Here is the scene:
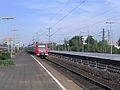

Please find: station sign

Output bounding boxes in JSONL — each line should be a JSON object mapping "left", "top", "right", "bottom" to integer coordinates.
{"left": 82, "top": 37, "right": 87, "bottom": 45}
{"left": 108, "top": 41, "right": 110, "bottom": 44}
{"left": 4, "top": 38, "right": 7, "bottom": 42}
{"left": 112, "top": 41, "right": 114, "bottom": 44}
{"left": 108, "top": 41, "right": 114, "bottom": 45}
{"left": 9, "top": 38, "right": 13, "bottom": 42}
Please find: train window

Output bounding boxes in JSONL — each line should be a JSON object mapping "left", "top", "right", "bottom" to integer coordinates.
{"left": 39, "top": 47, "right": 45, "bottom": 51}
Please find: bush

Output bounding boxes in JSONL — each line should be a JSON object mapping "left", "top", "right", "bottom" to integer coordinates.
{"left": 0, "top": 59, "right": 14, "bottom": 66}
{"left": 0, "top": 52, "right": 11, "bottom": 60}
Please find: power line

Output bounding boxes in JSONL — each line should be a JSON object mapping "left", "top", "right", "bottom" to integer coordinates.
{"left": 52, "top": 0, "right": 87, "bottom": 28}
{"left": 50, "top": 0, "right": 71, "bottom": 21}
{"left": 67, "top": 14, "right": 120, "bottom": 35}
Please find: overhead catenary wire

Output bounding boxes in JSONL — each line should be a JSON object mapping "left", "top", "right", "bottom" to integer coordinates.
{"left": 52, "top": 0, "right": 87, "bottom": 28}
{"left": 50, "top": 0, "right": 71, "bottom": 21}
{"left": 63, "top": 2, "right": 120, "bottom": 35}
{"left": 50, "top": 0, "right": 120, "bottom": 44}
{"left": 67, "top": 14, "right": 120, "bottom": 35}
{"left": 49, "top": 0, "right": 87, "bottom": 40}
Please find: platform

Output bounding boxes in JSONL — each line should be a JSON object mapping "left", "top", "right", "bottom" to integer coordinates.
{"left": 49, "top": 51, "right": 120, "bottom": 61}
{"left": 0, "top": 51, "right": 82, "bottom": 90}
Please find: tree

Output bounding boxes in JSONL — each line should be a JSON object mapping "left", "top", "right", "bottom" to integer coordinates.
{"left": 87, "top": 35, "right": 95, "bottom": 44}
{"left": 69, "top": 36, "right": 82, "bottom": 51}
{"left": 118, "top": 38, "right": 120, "bottom": 46}
{"left": 87, "top": 36, "right": 96, "bottom": 52}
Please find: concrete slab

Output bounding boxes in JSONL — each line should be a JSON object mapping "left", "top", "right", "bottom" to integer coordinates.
{"left": 0, "top": 51, "right": 61, "bottom": 90}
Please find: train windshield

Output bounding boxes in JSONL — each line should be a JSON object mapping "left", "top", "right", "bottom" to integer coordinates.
{"left": 38, "top": 45, "right": 46, "bottom": 51}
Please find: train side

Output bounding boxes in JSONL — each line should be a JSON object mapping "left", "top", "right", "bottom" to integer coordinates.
{"left": 26, "top": 43, "right": 48, "bottom": 58}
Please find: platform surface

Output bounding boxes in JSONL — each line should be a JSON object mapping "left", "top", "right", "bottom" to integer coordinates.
{"left": 49, "top": 51, "right": 120, "bottom": 61}
{"left": 0, "top": 51, "right": 62, "bottom": 90}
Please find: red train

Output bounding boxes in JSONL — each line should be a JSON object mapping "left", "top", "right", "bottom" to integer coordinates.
{"left": 27, "top": 43, "right": 48, "bottom": 58}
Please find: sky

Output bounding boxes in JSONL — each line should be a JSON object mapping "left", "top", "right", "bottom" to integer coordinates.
{"left": 0, "top": 0, "right": 120, "bottom": 45}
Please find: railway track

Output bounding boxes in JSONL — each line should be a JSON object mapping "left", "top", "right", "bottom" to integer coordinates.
{"left": 43, "top": 56, "right": 115, "bottom": 90}
{"left": 50, "top": 54, "right": 120, "bottom": 73}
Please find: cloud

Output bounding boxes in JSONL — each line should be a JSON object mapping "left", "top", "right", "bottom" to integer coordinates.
{"left": 106, "top": 0, "right": 120, "bottom": 7}
{"left": 16, "top": 0, "right": 120, "bottom": 44}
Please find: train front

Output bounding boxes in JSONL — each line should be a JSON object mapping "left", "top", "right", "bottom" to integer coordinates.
{"left": 36, "top": 44, "right": 48, "bottom": 58}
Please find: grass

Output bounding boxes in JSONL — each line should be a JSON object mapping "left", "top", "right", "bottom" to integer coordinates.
{"left": 0, "top": 59, "right": 14, "bottom": 66}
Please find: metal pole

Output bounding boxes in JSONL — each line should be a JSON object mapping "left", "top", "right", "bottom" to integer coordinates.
{"left": 68, "top": 42, "right": 69, "bottom": 51}
{"left": 106, "top": 21, "right": 114, "bottom": 54}
{"left": 1, "top": 17, "right": 14, "bottom": 52}
{"left": 87, "top": 31, "right": 89, "bottom": 52}
{"left": 111, "top": 31, "right": 113, "bottom": 54}
{"left": 14, "top": 32, "right": 16, "bottom": 53}
{"left": 108, "top": 30, "right": 110, "bottom": 42}
{"left": 110, "top": 24, "right": 112, "bottom": 54}
{"left": 11, "top": 29, "right": 17, "bottom": 53}
{"left": 7, "top": 20, "right": 10, "bottom": 52}
{"left": 76, "top": 36, "right": 77, "bottom": 49}
{"left": 48, "top": 28, "right": 50, "bottom": 44}
{"left": 10, "top": 42, "right": 13, "bottom": 58}
{"left": 80, "top": 32, "right": 81, "bottom": 52}
{"left": 102, "top": 28, "right": 105, "bottom": 52}
{"left": 83, "top": 44, "right": 84, "bottom": 52}
{"left": 47, "top": 27, "right": 51, "bottom": 50}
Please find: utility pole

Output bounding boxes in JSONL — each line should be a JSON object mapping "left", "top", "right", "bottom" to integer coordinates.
{"left": 11, "top": 29, "right": 17, "bottom": 53}
{"left": 102, "top": 28, "right": 105, "bottom": 52}
{"left": 64, "top": 38, "right": 66, "bottom": 50}
{"left": 108, "top": 30, "right": 110, "bottom": 42}
{"left": 47, "top": 27, "right": 52, "bottom": 50}
{"left": 47, "top": 27, "right": 51, "bottom": 43}
{"left": 106, "top": 21, "right": 114, "bottom": 54}
{"left": 87, "top": 31, "right": 89, "bottom": 52}
{"left": 76, "top": 36, "right": 77, "bottom": 48}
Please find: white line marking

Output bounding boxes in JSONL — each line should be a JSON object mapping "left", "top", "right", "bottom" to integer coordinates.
{"left": 31, "top": 55, "right": 66, "bottom": 90}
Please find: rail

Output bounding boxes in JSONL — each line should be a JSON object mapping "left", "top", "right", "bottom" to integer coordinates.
{"left": 50, "top": 53, "right": 120, "bottom": 74}
{"left": 46, "top": 58, "right": 114, "bottom": 90}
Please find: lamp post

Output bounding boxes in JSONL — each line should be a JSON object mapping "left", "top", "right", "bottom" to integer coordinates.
{"left": 1, "top": 17, "right": 14, "bottom": 52}
{"left": 11, "top": 29, "right": 17, "bottom": 53}
{"left": 9, "top": 38, "right": 13, "bottom": 58}
{"left": 106, "top": 21, "right": 114, "bottom": 54}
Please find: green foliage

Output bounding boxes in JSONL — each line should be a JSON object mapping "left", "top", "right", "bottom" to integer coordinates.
{"left": 64, "top": 35, "right": 120, "bottom": 54}
{"left": 69, "top": 36, "right": 81, "bottom": 47}
{"left": 50, "top": 35, "right": 120, "bottom": 54}
{"left": 2, "top": 43, "right": 8, "bottom": 47}
{"left": 0, "top": 59, "right": 14, "bottom": 66}
{"left": 118, "top": 37, "right": 120, "bottom": 46}
{"left": 0, "top": 52, "right": 11, "bottom": 60}
{"left": 87, "top": 35, "right": 95, "bottom": 44}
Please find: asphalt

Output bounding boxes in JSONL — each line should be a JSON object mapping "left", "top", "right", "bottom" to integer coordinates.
{"left": 0, "top": 51, "right": 61, "bottom": 90}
